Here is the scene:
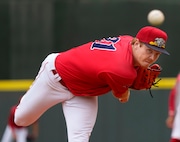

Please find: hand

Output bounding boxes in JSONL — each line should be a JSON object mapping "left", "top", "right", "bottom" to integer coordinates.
{"left": 130, "top": 64, "right": 161, "bottom": 90}
{"left": 166, "top": 115, "right": 174, "bottom": 128}
{"left": 119, "top": 90, "right": 130, "bottom": 103}
{"left": 12, "top": 129, "right": 17, "bottom": 141}
{"left": 27, "top": 134, "right": 36, "bottom": 142}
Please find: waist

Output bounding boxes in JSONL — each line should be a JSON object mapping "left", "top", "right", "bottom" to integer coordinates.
{"left": 52, "top": 69, "right": 67, "bottom": 88}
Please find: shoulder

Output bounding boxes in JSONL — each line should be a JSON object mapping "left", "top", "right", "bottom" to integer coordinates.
{"left": 115, "top": 35, "right": 133, "bottom": 49}
{"left": 118, "top": 35, "right": 134, "bottom": 41}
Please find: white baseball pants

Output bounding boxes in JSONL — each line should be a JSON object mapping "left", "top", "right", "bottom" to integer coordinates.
{"left": 14, "top": 53, "right": 98, "bottom": 142}
{"left": 171, "top": 80, "right": 180, "bottom": 140}
{"left": 171, "top": 103, "right": 180, "bottom": 140}
{"left": 1, "top": 125, "right": 28, "bottom": 142}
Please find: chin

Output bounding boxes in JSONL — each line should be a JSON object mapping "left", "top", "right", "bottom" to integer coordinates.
{"left": 140, "top": 63, "right": 150, "bottom": 68}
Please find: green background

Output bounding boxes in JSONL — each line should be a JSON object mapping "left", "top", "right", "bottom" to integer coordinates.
{"left": 0, "top": 1, "right": 180, "bottom": 79}
{"left": 0, "top": 0, "right": 179, "bottom": 142}
{"left": 0, "top": 90, "right": 171, "bottom": 142}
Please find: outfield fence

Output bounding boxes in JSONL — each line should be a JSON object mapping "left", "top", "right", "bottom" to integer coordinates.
{"left": 0, "top": 77, "right": 176, "bottom": 91}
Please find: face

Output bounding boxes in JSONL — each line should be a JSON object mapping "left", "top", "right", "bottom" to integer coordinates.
{"left": 132, "top": 39, "right": 161, "bottom": 68}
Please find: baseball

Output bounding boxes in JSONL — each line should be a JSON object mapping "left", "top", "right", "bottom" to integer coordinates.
{"left": 147, "top": 9, "right": 165, "bottom": 26}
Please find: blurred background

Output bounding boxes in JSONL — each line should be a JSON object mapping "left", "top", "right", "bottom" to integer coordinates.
{"left": 0, "top": 0, "right": 179, "bottom": 141}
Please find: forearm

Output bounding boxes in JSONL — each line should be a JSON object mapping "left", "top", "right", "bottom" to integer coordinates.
{"left": 32, "top": 121, "right": 39, "bottom": 138}
{"left": 119, "top": 89, "right": 130, "bottom": 103}
{"left": 10, "top": 126, "right": 16, "bottom": 140}
{"left": 113, "top": 89, "right": 130, "bottom": 103}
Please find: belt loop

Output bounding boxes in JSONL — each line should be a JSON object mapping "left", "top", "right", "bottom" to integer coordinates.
{"left": 51, "top": 70, "right": 67, "bottom": 88}
{"left": 52, "top": 70, "right": 57, "bottom": 75}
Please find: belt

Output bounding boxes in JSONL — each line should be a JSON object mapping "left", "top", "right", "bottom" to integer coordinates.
{"left": 52, "top": 70, "right": 67, "bottom": 88}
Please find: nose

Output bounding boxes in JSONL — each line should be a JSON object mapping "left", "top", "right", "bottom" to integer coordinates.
{"left": 149, "top": 53, "right": 159, "bottom": 62}
{"left": 150, "top": 54, "right": 155, "bottom": 60}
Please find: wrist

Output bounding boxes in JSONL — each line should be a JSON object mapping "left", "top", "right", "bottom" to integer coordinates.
{"left": 119, "top": 90, "right": 130, "bottom": 103}
{"left": 169, "top": 110, "right": 175, "bottom": 116}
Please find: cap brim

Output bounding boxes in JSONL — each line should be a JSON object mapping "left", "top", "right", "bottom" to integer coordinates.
{"left": 145, "top": 43, "right": 170, "bottom": 55}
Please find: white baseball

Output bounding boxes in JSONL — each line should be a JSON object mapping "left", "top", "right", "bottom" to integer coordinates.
{"left": 147, "top": 9, "right": 165, "bottom": 26}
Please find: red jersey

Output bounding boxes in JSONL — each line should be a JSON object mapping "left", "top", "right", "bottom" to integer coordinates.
{"left": 55, "top": 35, "right": 137, "bottom": 98}
{"left": 8, "top": 105, "right": 23, "bottom": 129}
{"left": 168, "top": 73, "right": 180, "bottom": 116}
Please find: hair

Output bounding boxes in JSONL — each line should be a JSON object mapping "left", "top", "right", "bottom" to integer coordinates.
{"left": 131, "top": 38, "right": 143, "bottom": 46}
{"left": 131, "top": 38, "right": 137, "bottom": 45}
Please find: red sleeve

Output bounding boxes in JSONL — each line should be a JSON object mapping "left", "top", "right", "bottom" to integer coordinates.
{"left": 168, "top": 86, "right": 175, "bottom": 116}
{"left": 168, "top": 73, "right": 180, "bottom": 116}
{"left": 99, "top": 72, "right": 133, "bottom": 98}
{"left": 8, "top": 106, "right": 23, "bottom": 128}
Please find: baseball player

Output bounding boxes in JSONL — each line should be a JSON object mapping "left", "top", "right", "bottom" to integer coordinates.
{"left": 166, "top": 73, "right": 180, "bottom": 142}
{"left": 14, "top": 26, "right": 169, "bottom": 142}
{"left": 1, "top": 104, "right": 39, "bottom": 142}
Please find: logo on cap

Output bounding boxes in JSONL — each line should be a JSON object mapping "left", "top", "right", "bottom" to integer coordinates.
{"left": 149, "top": 38, "right": 165, "bottom": 49}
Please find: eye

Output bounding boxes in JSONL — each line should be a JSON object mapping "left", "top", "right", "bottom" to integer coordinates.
{"left": 146, "top": 48, "right": 153, "bottom": 54}
{"left": 155, "top": 52, "right": 161, "bottom": 57}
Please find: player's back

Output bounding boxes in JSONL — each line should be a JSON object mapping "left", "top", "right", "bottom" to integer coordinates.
{"left": 55, "top": 35, "right": 136, "bottom": 96}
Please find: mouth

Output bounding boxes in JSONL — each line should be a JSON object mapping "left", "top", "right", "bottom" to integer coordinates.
{"left": 145, "top": 60, "right": 153, "bottom": 65}
{"left": 142, "top": 61, "right": 152, "bottom": 68}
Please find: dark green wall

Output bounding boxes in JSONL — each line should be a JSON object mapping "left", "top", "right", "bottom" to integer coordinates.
{"left": 0, "top": 1, "right": 180, "bottom": 79}
{"left": 0, "top": 2, "right": 10, "bottom": 79}
{"left": 0, "top": 90, "right": 172, "bottom": 142}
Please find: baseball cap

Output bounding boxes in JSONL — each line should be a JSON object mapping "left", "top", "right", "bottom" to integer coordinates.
{"left": 136, "top": 26, "right": 169, "bottom": 55}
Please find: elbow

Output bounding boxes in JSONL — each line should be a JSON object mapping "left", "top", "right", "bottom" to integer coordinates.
{"left": 14, "top": 111, "right": 31, "bottom": 127}
{"left": 14, "top": 116, "right": 30, "bottom": 127}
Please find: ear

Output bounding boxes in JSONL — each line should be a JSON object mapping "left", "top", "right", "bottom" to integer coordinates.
{"left": 135, "top": 38, "right": 140, "bottom": 44}
{"left": 133, "top": 38, "right": 141, "bottom": 49}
